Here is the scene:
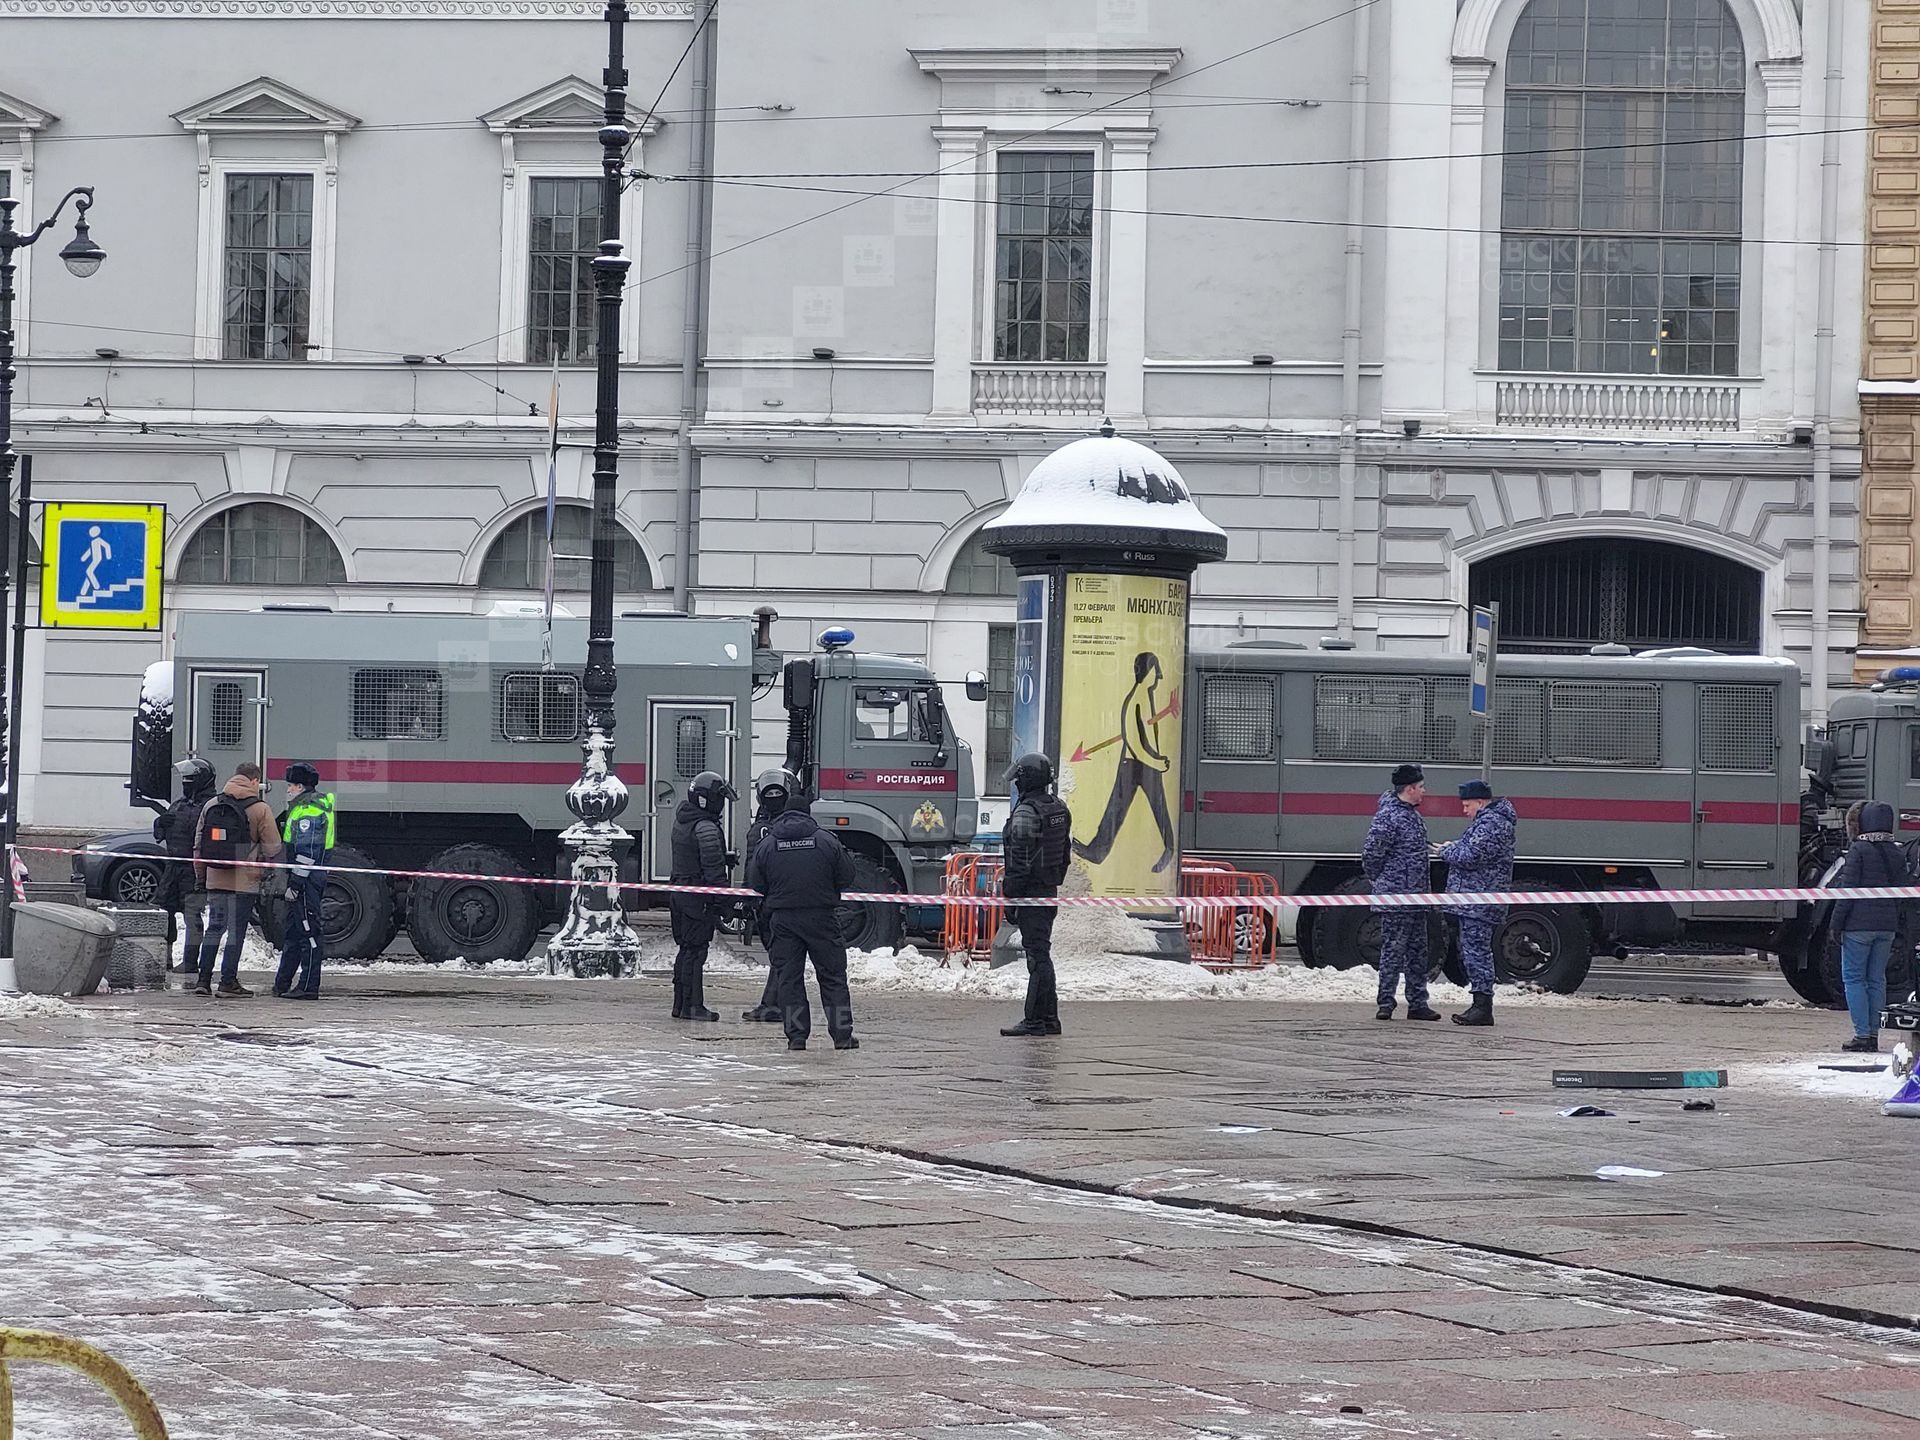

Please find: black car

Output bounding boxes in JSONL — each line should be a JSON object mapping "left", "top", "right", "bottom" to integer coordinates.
{"left": 74, "top": 831, "right": 169, "bottom": 906}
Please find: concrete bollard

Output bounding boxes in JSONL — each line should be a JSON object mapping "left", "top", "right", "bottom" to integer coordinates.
{"left": 9, "top": 902, "right": 119, "bottom": 997}
{"left": 96, "top": 906, "right": 170, "bottom": 990}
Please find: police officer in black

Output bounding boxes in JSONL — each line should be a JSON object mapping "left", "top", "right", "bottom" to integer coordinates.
{"left": 741, "top": 768, "right": 798, "bottom": 1023}
{"left": 999, "top": 753, "right": 1074, "bottom": 1037}
{"left": 669, "top": 771, "right": 736, "bottom": 1022}
{"left": 747, "top": 795, "right": 859, "bottom": 1052}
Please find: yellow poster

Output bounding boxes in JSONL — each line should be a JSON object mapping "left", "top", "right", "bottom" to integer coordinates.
{"left": 1057, "top": 571, "right": 1188, "bottom": 901}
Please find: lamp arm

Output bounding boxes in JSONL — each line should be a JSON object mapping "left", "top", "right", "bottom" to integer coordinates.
{"left": 15, "top": 187, "right": 94, "bottom": 250}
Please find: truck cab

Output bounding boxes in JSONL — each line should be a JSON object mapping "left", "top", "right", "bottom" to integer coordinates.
{"left": 778, "top": 630, "right": 982, "bottom": 948}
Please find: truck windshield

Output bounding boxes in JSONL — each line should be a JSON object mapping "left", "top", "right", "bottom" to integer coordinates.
{"left": 854, "top": 687, "right": 940, "bottom": 745}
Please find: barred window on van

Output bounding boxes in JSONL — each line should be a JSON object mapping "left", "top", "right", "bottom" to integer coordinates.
{"left": 1699, "top": 684, "right": 1775, "bottom": 771}
{"left": 1313, "top": 676, "right": 1425, "bottom": 762}
{"left": 1546, "top": 681, "right": 1659, "bottom": 767}
{"left": 352, "top": 668, "right": 445, "bottom": 742}
{"left": 1202, "top": 675, "right": 1275, "bottom": 762}
{"left": 500, "top": 672, "right": 582, "bottom": 743}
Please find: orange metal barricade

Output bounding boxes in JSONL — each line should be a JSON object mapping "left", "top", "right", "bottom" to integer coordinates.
{"left": 941, "top": 853, "right": 1005, "bottom": 967}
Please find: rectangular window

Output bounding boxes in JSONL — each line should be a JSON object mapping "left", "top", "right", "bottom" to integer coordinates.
{"left": 352, "top": 668, "right": 444, "bottom": 742}
{"left": 1312, "top": 677, "right": 1426, "bottom": 763}
{"left": 209, "top": 681, "right": 244, "bottom": 748}
{"left": 223, "top": 173, "right": 313, "bottom": 361}
{"left": 528, "top": 177, "right": 603, "bottom": 366}
{"left": 500, "top": 672, "right": 582, "bottom": 743}
{"left": 1699, "top": 684, "right": 1776, "bottom": 772}
{"left": 994, "top": 152, "right": 1094, "bottom": 364}
{"left": 1203, "top": 675, "right": 1276, "bottom": 762}
{"left": 1909, "top": 727, "right": 1920, "bottom": 782}
{"left": 854, "top": 687, "right": 938, "bottom": 745}
{"left": 986, "top": 626, "right": 1015, "bottom": 774}
{"left": 1546, "top": 681, "right": 1660, "bottom": 767}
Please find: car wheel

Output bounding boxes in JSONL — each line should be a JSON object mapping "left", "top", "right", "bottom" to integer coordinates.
{"left": 109, "top": 859, "right": 165, "bottom": 907}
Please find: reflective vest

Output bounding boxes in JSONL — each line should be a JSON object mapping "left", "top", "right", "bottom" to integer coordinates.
{"left": 282, "top": 792, "right": 337, "bottom": 855}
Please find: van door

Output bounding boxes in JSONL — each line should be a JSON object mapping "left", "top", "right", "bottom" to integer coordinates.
{"left": 187, "top": 670, "right": 266, "bottom": 780}
{"left": 1693, "top": 682, "right": 1785, "bottom": 884}
{"left": 1188, "top": 672, "right": 1281, "bottom": 857}
{"left": 649, "top": 700, "right": 734, "bottom": 881}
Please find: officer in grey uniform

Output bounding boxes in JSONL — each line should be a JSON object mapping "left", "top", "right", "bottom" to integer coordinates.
{"left": 1363, "top": 762, "right": 1440, "bottom": 1022}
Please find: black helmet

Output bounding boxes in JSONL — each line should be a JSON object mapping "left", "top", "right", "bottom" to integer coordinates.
{"left": 174, "top": 756, "right": 215, "bottom": 798}
{"left": 1005, "top": 752, "right": 1055, "bottom": 794}
{"left": 690, "top": 771, "right": 737, "bottom": 814}
{"left": 284, "top": 761, "right": 321, "bottom": 791}
{"left": 754, "top": 768, "right": 797, "bottom": 808}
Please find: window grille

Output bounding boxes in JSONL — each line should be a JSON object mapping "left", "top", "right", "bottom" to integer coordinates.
{"left": 1312, "top": 676, "right": 1425, "bottom": 762}
{"left": 1546, "top": 681, "right": 1659, "bottom": 767}
{"left": 352, "top": 669, "right": 444, "bottom": 742}
{"left": 1203, "top": 675, "right": 1275, "bottom": 762}
{"left": 986, "top": 625, "right": 1016, "bottom": 773}
{"left": 675, "top": 715, "right": 709, "bottom": 777}
{"left": 1698, "top": 683, "right": 1775, "bottom": 771}
{"left": 1487, "top": 678, "right": 1549, "bottom": 766}
{"left": 224, "top": 173, "right": 314, "bottom": 361}
{"left": 500, "top": 672, "right": 582, "bottom": 743}
{"left": 208, "top": 682, "right": 244, "bottom": 748}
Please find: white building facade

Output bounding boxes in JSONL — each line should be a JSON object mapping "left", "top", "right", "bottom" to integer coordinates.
{"left": 3, "top": 0, "right": 1868, "bottom": 828}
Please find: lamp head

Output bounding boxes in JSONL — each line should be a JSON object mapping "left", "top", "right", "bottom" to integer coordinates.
{"left": 58, "top": 201, "right": 104, "bottom": 279}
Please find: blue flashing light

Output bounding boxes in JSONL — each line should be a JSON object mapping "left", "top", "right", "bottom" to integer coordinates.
{"left": 819, "top": 626, "right": 856, "bottom": 652}
{"left": 1878, "top": 666, "right": 1920, "bottom": 684}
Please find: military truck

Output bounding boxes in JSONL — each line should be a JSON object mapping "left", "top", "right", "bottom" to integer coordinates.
{"left": 127, "top": 608, "right": 982, "bottom": 963}
{"left": 1178, "top": 643, "right": 1810, "bottom": 995}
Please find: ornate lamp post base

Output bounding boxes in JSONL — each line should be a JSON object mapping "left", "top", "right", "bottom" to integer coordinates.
{"left": 546, "top": 728, "right": 645, "bottom": 979}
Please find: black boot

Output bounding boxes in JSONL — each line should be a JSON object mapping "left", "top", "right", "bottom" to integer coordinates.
{"left": 1001, "top": 1018, "right": 1060, "bottom": 1037}
{"left": 1374, "top": 1004, "right": 1395, "bottom": 1021}
{"left": 743, "top": 1005, "right": 782, "bottom": 1022}
{"left": 685, "top": 970, "right": 718, "bottom": 1022}
{"left": 1452, "top": 993, "right": 1494, "bottom": 1027}
{"left": 1406, "top": 1005, "right": 1441, "bottom": 1022}
{"left": 670, "top": 973, "right": 688, "bottom": 1020}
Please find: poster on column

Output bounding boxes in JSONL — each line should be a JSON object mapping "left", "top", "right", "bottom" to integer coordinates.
{"left": 1010, "top": 574, "right": 1049, "bottom": 768}
{"left": 1057, "top": 571, "right": 1187, "bottom": 903}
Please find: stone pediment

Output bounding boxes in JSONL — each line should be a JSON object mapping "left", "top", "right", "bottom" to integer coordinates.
{"left": 172, "top": 77, "right": 360, "bottom": 134}
{"left": 482, "top": 76, "right": 662, "bottom": 136}
{"left": 0, "top": 87, "right": 55, "bottom": 133}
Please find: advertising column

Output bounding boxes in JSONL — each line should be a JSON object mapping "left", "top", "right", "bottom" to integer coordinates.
{"left": 982, "top": 426, "right": 1226, "bottom": 957}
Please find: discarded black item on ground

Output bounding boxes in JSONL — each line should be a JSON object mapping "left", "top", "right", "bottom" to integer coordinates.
{"left": 1559, "top": 1104, "right": 1614, "bottom": 1117}
{"left": 1817, "top": 1062, "right": 1889, "bottom": 1074}
{"left": 1682, "top": 1098, "right": 1716, "bottom": 1111}
{"left": 1553, "top": 1068, "right": 1727, "bottom": 1090}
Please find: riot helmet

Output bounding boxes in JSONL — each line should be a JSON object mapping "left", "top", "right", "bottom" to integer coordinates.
{"left": 754, "top": 768, "right": 798, "bottom": 812}
{"left": 284, "top": 761, "right": 322, "bottom": 793}
{"left": 1004, "top": 752, "right": 1056, "bottom": 796}
{"left": 174, "top": 755, "right": 215, "bottom": 800}
{"left": 690, "top": 771, "right": 737, "bottom": 815}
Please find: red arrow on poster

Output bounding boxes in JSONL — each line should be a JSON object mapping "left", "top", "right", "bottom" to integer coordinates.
{"left": 1069, "top": 690, "right": 1181, "bottom": 763}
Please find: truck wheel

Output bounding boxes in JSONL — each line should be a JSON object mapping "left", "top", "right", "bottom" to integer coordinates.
{"left": 1780, "top": 946, "right": 1837, "bottom": 1006}
{"left": 317, "top": 845, "right": 399, "bottom": 960}
{"left": 1494, "top": 904, "right": 1592, "bottom": 994}
{"left": 1433, "top": 917, "right": 1470, "bottom": 988}
{"left": 1309, "top": 880, "right": 1376, "bottom": 971}
{"left": 407, "top": 845, "right": 539, "bottom": 966}
{"left": 838, "top": 856, "right": 904, "bottom": 953}
{"left": 1296, "top": 908, "right": 1322, "bottom": 967}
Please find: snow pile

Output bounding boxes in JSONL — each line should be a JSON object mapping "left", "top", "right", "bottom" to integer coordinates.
{"left": 1742, "top": 1058, "right": 1904, "bottom": 1101}
{"left": 847, "top": 945, "right": 1601, "bottom": 1007}
{"left": 0, "top": 993, "right": 85, "bottom": 1019}
{"left": 984, "top": 434, "right": 1228, "bottom": 546}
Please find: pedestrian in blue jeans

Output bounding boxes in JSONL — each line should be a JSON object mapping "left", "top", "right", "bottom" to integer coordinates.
{"left": 1830, "top": 800, "right": 1911, "bottom": 1053}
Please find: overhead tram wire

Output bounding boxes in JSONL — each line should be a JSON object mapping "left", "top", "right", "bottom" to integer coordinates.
{"left": 623, "top": 0, "right": 718, "bottom": 170}
{"left": 439, "top": 0, "right": 1385, "bottom": 360}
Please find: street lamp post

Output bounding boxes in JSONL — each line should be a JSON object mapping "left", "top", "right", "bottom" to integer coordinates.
{"left": 547, "top": 0, "right": 645, "bottom": 979}
{"left": 0, "top": 187, "right": 103, "bottom": 946}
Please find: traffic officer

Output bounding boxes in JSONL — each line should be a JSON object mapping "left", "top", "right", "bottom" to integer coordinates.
{"left": 669, "top": 771, "right": 736, "bottom": 1022}
{"left": 273, "top": 762, "right": 334, "bottom": 999}
{"left": 746, "top": 796, "right": 859, "bottom": 1052}
{"left": 1362, "top": 762, "right": 1439, "bottom": 1022}
{"left": 1437, "top": 779, "right": 1516, "bottom": 1027}
{"left": 741, "top": 769, "right": 798, "bottom": 1023}
{"left": 999, "top": 753, "right": 1074, "bottom": 1038}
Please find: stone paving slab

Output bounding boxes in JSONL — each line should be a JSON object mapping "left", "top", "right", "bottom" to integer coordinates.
{"left": 1, "top": 972, "right": 1918, "bottom": 1438}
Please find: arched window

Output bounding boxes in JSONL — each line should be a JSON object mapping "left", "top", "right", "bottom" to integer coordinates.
{"left": 944, "top": 532, "right": 1017, "bottom": 598}
{"left": 479, "top": 504, "right": 652, "bottom": 592}
{"left": 1499, "top": 0, "right": 1746, "bottom": 376}
{"left": 179, "top": 503, "right": 346, "bottom": 585}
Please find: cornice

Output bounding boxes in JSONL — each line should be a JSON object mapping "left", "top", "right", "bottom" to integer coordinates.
{"left": 0, "top": 0, "right": 692, "bottom": 17}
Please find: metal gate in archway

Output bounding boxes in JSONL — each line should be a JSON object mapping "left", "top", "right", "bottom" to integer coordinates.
{"left": 1467, "top": 538, "right": 1762, "bottom": 655}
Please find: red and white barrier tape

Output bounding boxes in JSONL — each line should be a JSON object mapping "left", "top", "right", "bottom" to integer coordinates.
{"left": 12, "top": 842, "right": 1908, "bottom": 913}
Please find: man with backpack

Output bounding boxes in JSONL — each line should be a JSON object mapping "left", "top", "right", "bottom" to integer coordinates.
{"left": 999, "top": 753, "right": 1074, "bottom": 1038}
{"left": 153, "top": 756, "right": 215, "bottom": 971}
{"left": 192, "top": 761, "right": 283, "bottom": 997}
{"left": 273, "top": 762, "right": 334, "bottom": 999}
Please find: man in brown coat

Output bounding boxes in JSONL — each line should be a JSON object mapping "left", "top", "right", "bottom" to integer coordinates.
{"left": 192, "top": 762, "right": 283, "bottom": 997}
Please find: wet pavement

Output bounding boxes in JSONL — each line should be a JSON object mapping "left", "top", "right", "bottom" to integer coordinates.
{"left": 1, "top": 967, "right": 1914, "bottom": 1439}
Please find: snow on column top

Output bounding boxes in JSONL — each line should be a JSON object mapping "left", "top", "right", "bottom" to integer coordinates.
{"left": 981, "top": 427, "right": 1228, "bottom": 566}
{"left": 140, "top": 660, "right": 174, "bottom": 710}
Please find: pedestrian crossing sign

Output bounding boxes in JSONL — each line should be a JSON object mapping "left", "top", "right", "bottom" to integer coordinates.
{"left": 40, "top": 502, "right": 165, "bottom": 631}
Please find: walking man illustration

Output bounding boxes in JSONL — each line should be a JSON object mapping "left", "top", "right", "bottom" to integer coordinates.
{"left": 1073, "top": 650, "right": 1177, "bottom": 875}
{"left": 79, "top": 525, "right": 112, "bottom": 600}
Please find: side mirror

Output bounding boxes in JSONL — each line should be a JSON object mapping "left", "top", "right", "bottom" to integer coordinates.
{"left": 1805, "top": 736, "right": 1836, "bottom": 788}
{"left": 964, "top": 670, "right": 988, "bottom": 703}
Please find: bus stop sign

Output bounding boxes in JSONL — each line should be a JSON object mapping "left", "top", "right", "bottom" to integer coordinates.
{"left": 1471, "top": 606, "right": 1495, "bottom": 717}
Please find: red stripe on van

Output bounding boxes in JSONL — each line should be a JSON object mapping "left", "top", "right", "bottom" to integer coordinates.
{"left": 269, "top": 758, "right": 648, "bottom": 786}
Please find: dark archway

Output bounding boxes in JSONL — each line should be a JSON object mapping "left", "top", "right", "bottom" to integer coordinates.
{"left": 1469, "top": 537, "right": 1762, "bottom": 654}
